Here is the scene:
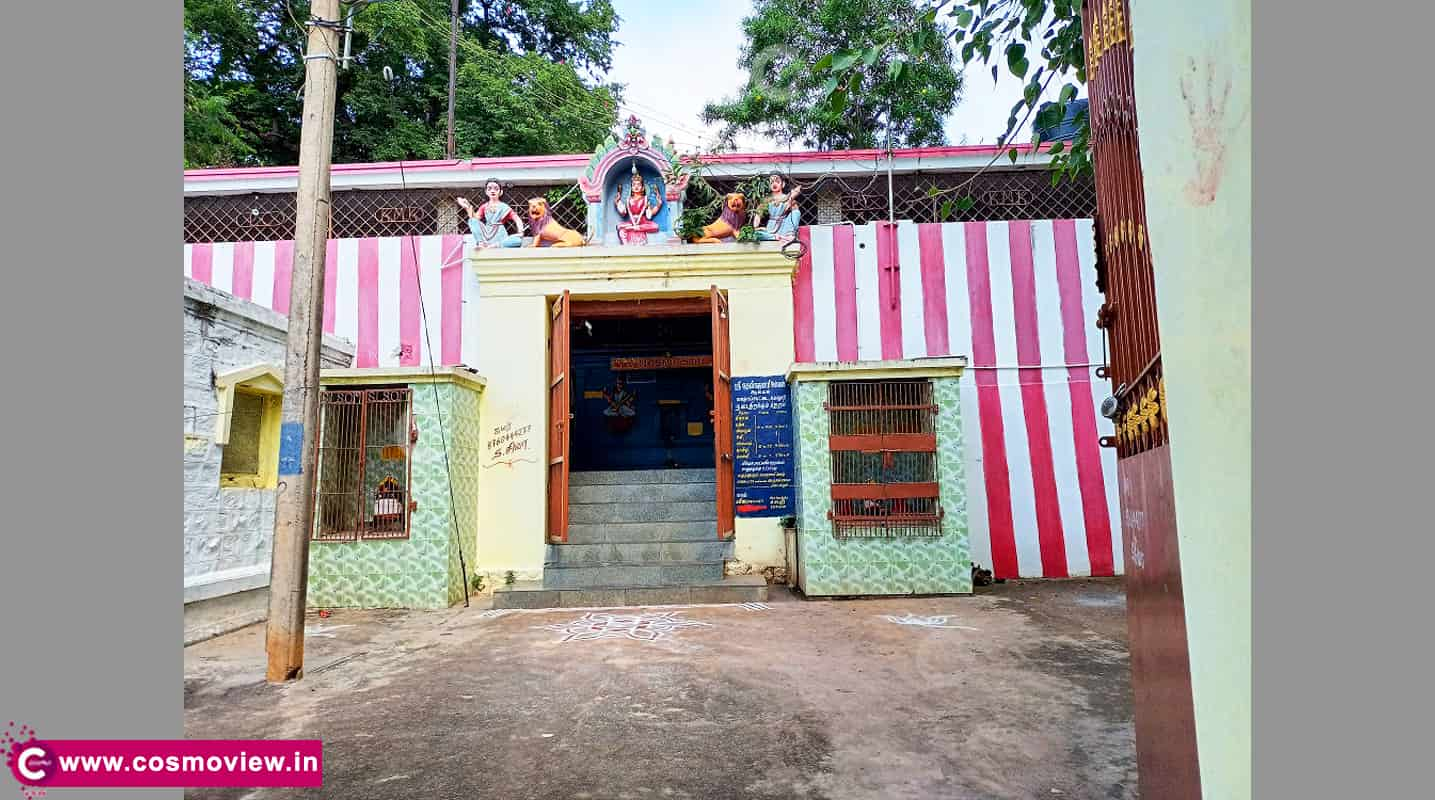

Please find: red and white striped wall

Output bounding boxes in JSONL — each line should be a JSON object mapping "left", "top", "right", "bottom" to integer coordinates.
{"left": 184, "top": 221, "right": 1118, "bottom": 579}
{"left": 183, "top": 235, "right": 480, "bottom": 369}
{"left": 793, "top": 219, "right": 1122, "bottom": 579}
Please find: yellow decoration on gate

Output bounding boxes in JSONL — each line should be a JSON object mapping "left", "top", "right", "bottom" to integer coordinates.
{"left": 1115, "top": 382, "right": 1164, "bottom": 447}
{"left": 1088, "top": 1, "right": 1129, "bottom": 79}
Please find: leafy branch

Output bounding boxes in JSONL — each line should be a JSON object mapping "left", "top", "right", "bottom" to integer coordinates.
{"left": 813, "top": 0, "right": 1092, "bottom": 219}
{"left": 667, "top": 156, "right": 770, "bottom": 243}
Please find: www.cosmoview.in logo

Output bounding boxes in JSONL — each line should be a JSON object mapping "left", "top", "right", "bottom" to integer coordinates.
{"left": 4, "top": 725, "right": 323, "bottom": 793}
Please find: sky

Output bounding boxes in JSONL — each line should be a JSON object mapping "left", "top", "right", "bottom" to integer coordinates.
{"left": 604, "top": 0, "right": 1058, "bottom": 154}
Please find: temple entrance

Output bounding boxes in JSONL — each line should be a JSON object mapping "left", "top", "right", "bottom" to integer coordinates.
{"left": 570, "top": 315, "right": 714, "bottom": 470}
{"left": 546, "top": 291, "right": 735, "bottom": 545}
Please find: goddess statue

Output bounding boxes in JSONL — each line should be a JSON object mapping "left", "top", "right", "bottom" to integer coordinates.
{"left": 457, "top": 179, "right": 524, "bottom": 248}
{"left": 613, "top": 164, "right": 662, "bottom": 245}
{"left": 755, "top": 173, "right": 801, "bottom": 242}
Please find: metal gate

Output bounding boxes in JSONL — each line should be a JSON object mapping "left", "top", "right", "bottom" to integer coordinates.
{"left": 1086, "top": 0, "right": 1166, "bottom": 455}
{"left": 1082, "top": 1, "right": 1199, "bottom": 797}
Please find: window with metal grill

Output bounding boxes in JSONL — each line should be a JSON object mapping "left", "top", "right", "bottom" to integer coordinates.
{"left": 826, "top": 379, "right": 943, "bottom": 538}
{"left": 313, "top": 388, "right": 415, "bottom": 542}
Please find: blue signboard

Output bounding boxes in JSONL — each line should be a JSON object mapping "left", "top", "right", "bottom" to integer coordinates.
{"left": 277, "top": 422, "right": 305, "bottom": 476}
{"left": 731, "top": 375, "right": 796, "bottom": 518}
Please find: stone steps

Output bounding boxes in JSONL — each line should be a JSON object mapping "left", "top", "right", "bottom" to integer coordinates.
{"left": 547, "top": 540, "right": 733, "bottom": 566}
{"left": 569, "top": 481, "right": 717, "bottom": 504}
{"left": 569, "top": 468, "right": 716, "bottom": 486}
{"left": 546, "top": 468, "right": 731, "bottom": 595}
{"left": 565, "top": 521, "right": 719, "bottom": 544}
{"left": 543, "top": 561, "right": 725, "bottom": 589}
{"left": 492, "top": 575, "right": 768, "bottom": 610}
{"left": 569, "top": 500, "right": 717, "bottom": 525}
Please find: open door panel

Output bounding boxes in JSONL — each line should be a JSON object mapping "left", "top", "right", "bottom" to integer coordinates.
{"left": 547, "top": 290, "right": 571, "bottom": 543}
{"left": 710, "top": 285, "right": 734, "bottom": 540}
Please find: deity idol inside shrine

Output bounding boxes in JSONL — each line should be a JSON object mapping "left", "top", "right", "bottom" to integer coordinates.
{"left": 577, "top": 116, "right": 690, "bottom": 246}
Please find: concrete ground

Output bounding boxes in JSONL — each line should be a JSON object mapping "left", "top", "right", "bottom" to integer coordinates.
{"left": 184, "top": 579, "right": 1135, "bottom": 800}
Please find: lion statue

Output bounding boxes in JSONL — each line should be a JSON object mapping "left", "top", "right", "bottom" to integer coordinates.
{"left": 691, "top": 193, "right": 748, "bottom": 243}
{"left": 527, "top": 198, "right": 586, "bottom": 247}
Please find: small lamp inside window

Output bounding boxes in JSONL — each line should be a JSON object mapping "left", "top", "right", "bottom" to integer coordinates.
{"left": 373, "top": 475, "right": 405, "bottom": 531}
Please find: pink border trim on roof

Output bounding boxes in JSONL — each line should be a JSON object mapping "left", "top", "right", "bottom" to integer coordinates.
{"left": 183, "top": 144, "right": 1045, "bottom": 182}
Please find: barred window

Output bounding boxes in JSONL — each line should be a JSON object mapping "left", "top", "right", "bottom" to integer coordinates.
{"left": 313, "top": 388, "right": 415, "bottom": 542}
{"left": 826, "top": 379, "right": 943, "bottom": 538}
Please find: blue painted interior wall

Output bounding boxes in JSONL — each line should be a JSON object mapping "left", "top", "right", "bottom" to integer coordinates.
{"left": 570, "top": 350, "right": 714, "bottom": 471}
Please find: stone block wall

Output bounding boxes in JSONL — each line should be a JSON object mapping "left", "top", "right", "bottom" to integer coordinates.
{"left": 183, "top": 278, "right": 353, "bottom": 642}
{"left": 792, "top": 376, "right": 972, "bottom": 596}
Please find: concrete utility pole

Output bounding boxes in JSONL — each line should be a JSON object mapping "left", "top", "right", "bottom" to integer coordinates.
{"left": 266, "top": 0, "right": 342, "bottom": 684}
{"left": 446, "top": 0, "right": 459, "bottom": 159}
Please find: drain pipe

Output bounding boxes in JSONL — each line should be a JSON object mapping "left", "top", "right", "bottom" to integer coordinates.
{"left": 885, "top": 101, "right": 895, "bottom": 224}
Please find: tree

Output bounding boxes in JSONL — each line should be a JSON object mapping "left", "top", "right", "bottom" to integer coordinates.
{"left": 453, "top": 51, "right": 619, "bottom": 158}
{"left": 183, "top": 0, "right": 622, "bottom": 167}
{"left": 702, "top": 0, "right": 963, "bottom": 150}
{"left": 810, "top": 0, "right": 1090, "bottom": 214}
{"left": 184, "top": 69, "right": 258, "bottom": 168}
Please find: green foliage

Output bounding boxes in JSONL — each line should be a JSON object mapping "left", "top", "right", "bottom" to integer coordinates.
{"left": 940, "top": 0, "right": 1091, "bottom": 184}
{"left": 452, "top": 50, "right": 619, "bottom": 158}
{"left": 184, "top": 76, "right": 258, "bottom": 168}
{"left": 183, "top": 0, "right": 622, "bottom": 167}
{"left": 672, "top": 158, "right": 725, "bottom": 242}
{"left": 702, "top": 0, "right": 964, "bottom": 150}
{"left": 544, "top": 184, "right": 585, "bottom": 224}
{"left": 811, "top": 0, "right": 1092, "bottom": 217}
{"left": 670, "top": 162, "right": 775, "bottom": 243}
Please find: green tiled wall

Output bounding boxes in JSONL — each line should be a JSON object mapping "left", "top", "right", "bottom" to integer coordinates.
{"left": 308, "top": 381, "right": 482, "bottom": 609}
{"left": 792, "top": 377, "right": 972, "bottom": 596}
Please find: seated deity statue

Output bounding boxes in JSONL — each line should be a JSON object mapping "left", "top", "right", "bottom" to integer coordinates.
{"left": 755, "top": 173, "right": 801, "bottom": 242}
{"left": 458, "top": 180, "right": 524, "bottom": 248}
{"left": 613, "top": 164, "right": 663, "bottom": 245}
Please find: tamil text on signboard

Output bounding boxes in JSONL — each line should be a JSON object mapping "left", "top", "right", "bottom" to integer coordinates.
{"left": 732, "top": 375, "right": 796, "bottom": 518}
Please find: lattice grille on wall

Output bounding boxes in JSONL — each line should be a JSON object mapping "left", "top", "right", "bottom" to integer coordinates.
{"left": 184, "top": 169, "right": 1094, "bottom": 243}
{"left": 184, "top": 184, "right": 588, "bottom": 243}
{"left": 704, "top": 168, "right": 1095, "bottom": 227}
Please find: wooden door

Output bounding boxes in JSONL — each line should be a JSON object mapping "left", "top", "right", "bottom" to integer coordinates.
{"left": 710, "top": 286, "right": 734, "bottom": 539}
{"left": 547, "top": 290, "right": 571, "bottom": 543}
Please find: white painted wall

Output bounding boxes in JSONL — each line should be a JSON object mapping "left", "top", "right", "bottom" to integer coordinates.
{"left": 182, "top": 279, "right": 353, "bottom": 615}
{"left": 1130, "top": 2, "right": 1252, "bottom": 796}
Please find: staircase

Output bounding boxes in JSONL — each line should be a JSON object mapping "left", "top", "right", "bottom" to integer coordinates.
{"left": 492, "top": 468, "right": 767, "bottom": 609}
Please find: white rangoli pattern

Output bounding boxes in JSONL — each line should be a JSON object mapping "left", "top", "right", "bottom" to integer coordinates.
{"left": 880, "top": 613, "right": 979, "bottom": 631}
{"left": 537, "top": 611, "right": 714, "bottom": 643}
{"left": 304, "top": 624, "right": 355, "bottom": 639}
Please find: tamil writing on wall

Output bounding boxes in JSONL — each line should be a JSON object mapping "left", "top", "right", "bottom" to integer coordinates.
{"left": 732, "top": 376, "right": 796, "bottom": 518}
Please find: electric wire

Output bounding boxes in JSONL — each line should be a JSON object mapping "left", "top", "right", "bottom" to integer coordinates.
{"left": 395, "top": 160, "right": 472, "bottom": 606}
{"left": 402, "top": 2, "right": 625, "bottom": 126}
